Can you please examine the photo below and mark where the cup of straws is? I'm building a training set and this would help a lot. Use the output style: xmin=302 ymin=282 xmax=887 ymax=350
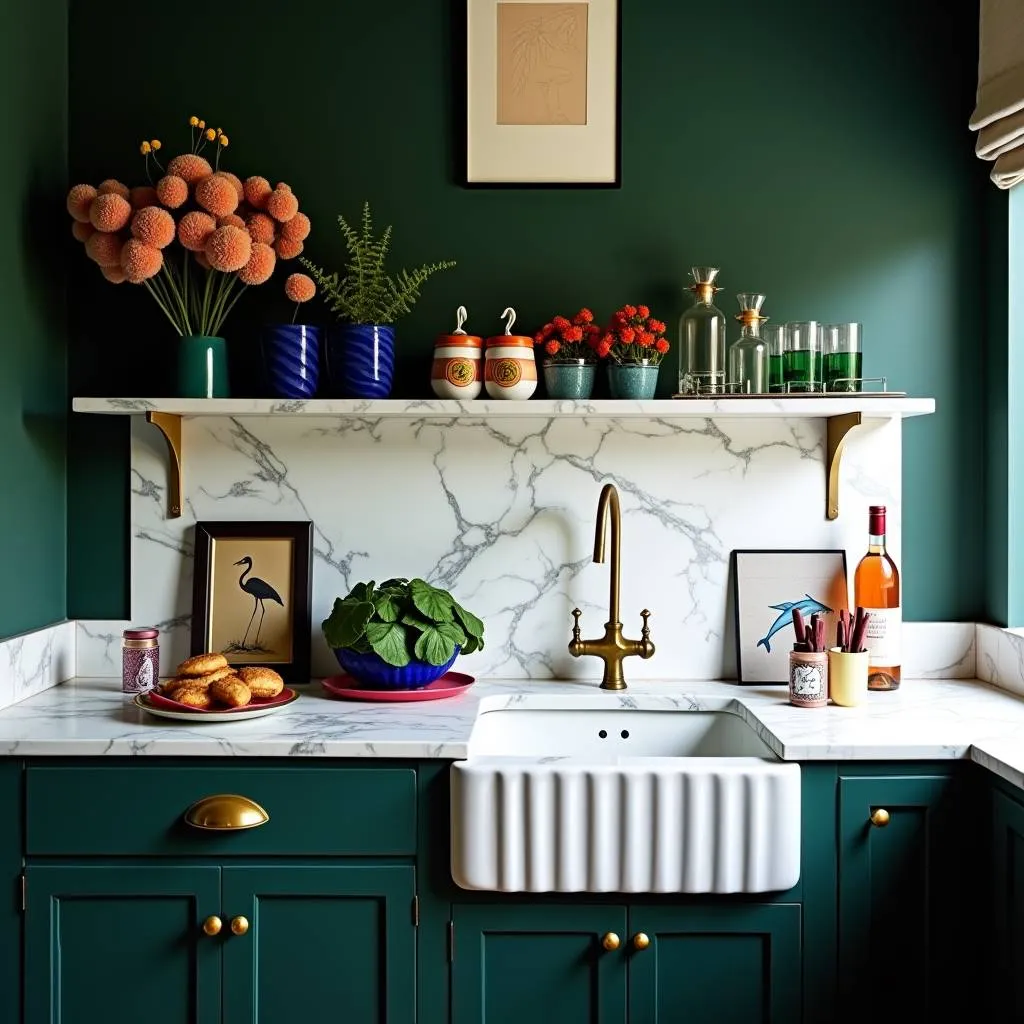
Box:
xmin=828 ymin=608 xmax=871 ymax=707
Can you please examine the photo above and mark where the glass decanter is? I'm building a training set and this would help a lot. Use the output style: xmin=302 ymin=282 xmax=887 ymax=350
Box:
xmin=727 ymin=293 xmax=770 ymax=394
xmin=677 ymin=267 xmax=726 ymax=394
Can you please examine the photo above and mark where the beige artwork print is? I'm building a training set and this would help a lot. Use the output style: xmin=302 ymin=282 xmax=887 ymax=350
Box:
xmin=497 ymin=3 xmax=588 ymax=125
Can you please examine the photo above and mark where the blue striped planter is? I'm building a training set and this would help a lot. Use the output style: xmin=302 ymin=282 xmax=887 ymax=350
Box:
xmin=327 ymin=324 xmax=395 ymax=398
xmin=262 ymin=324 xmax=321 ymax=399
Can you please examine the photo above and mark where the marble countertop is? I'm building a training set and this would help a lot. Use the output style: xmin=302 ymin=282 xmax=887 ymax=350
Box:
xmin=1 ymin=676 xmax=1024 ymax=789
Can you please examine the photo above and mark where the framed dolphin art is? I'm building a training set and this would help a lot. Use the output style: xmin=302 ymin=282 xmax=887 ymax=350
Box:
xmin=732 ymin=549 xmax=849 ymax=685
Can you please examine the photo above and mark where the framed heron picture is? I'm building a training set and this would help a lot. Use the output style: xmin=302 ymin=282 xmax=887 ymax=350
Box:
xmin=191 ymin=521 xmax=313 ymax=684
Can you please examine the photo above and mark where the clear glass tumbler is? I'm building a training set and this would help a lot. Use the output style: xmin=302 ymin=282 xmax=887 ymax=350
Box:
xmin=823 ymin=322 xmax=863 ymax=392
xmin=784 ymin=321 xmax=823 ymax=392
xmin=762 ymin=324 xmax=788 ymax=393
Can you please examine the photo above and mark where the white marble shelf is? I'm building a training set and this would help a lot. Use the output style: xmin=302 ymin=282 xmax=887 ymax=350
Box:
xmin=72 ymin=396 xmax=936 ymax=420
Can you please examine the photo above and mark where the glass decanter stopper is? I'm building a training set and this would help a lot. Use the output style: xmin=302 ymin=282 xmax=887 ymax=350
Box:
xmin=677 ymin=267 xmax=727 ymax=395
xmin=727 ymin=293 xmax=770 ymax=394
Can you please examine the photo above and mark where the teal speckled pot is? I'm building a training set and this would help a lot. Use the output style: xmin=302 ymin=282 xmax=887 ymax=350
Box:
xmin=608 ymin=360 xmax=660 ymax=399
xmin=543 ymin=360 xmax=596 ymax=400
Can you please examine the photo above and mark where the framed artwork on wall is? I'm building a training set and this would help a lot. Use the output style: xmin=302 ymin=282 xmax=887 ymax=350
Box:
xmin=191 ymin=521 xmax=313 ymax=684
xmin=465 ymin=0 xmax=621 ymax=186
xmin=733 ymin=549 xmax=849 ymax=685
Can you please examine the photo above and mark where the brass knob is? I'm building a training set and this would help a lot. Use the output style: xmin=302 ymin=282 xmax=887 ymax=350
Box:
xmin=184 ymin=794 xmax=269 ymax=831
xmin=633 ymin=932 xmax=650 ymax=951
xmin=870 ymin=808 xmax=891 ymax=828
xmin=601 ymin=932 xmax=620 ymax=951
xmin=230 ymin=915 xmax=249 ymax=936
xmin=202 ymin=915 xmax=222 ymax=936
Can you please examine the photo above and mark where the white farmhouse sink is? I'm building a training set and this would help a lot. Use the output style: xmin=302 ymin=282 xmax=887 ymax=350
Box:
xmin=451 ymin=696 xmax=800 ymax=895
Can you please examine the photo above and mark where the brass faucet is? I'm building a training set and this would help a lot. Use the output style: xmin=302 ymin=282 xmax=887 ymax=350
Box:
xmin=568 ymin=483 xmax=655 ymax=690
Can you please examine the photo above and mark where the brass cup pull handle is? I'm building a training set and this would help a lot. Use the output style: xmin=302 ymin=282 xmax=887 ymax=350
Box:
xmin=230 ymin=916 xmax=249 ymax=936
xmin=632 ymin=932 xmax=650 ymax=951
xmin=184 ymin=794 xmax=269 ymax=831
xmin=870 ymin=808 xmax=891 ymax=828
xmin=601 ymin=932 xmax=620 ymax=951
xmin=202 ymin=915 xmax=222 ymax=936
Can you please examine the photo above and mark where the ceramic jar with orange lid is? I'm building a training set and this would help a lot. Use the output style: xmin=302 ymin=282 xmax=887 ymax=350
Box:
xmin=432 ymin=333 xmax=482 ymax=399
xmin=484 ymin=307 xmax=537 ymax=400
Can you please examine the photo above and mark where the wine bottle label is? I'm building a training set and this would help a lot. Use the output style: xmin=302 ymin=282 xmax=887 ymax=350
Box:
xmin=862 ymin=607 xmax=901 ymax=666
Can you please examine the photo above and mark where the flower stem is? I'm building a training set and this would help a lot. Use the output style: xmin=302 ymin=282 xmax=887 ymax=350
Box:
xmin=142 ymin=279 xmax=184 ymax=336
xmin=211 ymin=281 xmax=248 ymax=336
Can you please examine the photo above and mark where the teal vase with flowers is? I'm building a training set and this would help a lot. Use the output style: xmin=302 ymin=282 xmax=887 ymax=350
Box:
xmin=599 ymin=304 xmax=671 ymax=400
xmin=534 ymin=307 xmax=601 ymax=399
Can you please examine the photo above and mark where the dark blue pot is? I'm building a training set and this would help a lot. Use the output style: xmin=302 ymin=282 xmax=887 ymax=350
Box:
xmin=262 ymin=324 xmax=321 ymax=399
xmin=326 ymin=324 xmax=395 ymax=398
xmin=332 ymin=646 xmax=460 ymax=690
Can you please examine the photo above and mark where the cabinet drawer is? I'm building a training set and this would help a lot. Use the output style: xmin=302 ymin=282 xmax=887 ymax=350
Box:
xmin=26 ymin=766 xmax=416 ymax=856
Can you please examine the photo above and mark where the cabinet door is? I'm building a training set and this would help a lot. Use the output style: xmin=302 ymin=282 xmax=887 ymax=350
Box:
xmin=627 ymin=903 xmax=801 ymax=1024
xmin=993 ymin=789 xmax=1024 ymax=1021
xmin=25 ymin=864 xmax=222 ymax=1024
xmin=222 ymin=864 xmax=415 ymax=1024
xmin=452 ymin=904 xmax=628 ymax=1024
xmin=837 ymin=774 xmax=965 ymax=1024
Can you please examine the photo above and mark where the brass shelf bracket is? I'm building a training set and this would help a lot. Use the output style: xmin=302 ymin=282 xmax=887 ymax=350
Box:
xmin=825 ymin=412 xmax=862 ymax=521
xmin=145 ymin=411 xmax=183 ymax=518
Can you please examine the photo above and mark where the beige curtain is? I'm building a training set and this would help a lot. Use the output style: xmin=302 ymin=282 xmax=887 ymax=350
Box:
xmin=970 ymin=0 xmax=1024 ymax=188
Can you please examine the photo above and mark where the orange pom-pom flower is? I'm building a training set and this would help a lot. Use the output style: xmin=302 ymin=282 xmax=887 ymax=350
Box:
xmin=177 ymin=211 xmax=217 ymax=252
xmin=89 ymin=193 xmax=131 ymax=232
xmin=275 ymin=182 xmax=292 ymax=192
xmin=66 ymin=184 xmax=98 ymax=223
xmin=284 ymin=273 xmax=316 ymax=304
xmin=243 ymin=176 xmax=272 ymax=209
xmin=97 ymin=179 xmax=130 ymax=200
xmin=266 ymin=188 xmax=299 ymax=223
xmin=130 ymin=185 xmax=160 ymax=209
xmin=101 ymin=266 xmax=127 ymax=284
xmin=166 ymin=153 xmax=213 ymax=184
xmin=274 ymin=236 xmax=303 ymax=260
xmin=71 ymin=221 xmax=95 ymax=243
xmin=246 ymin=212 xmax=275 ymax=245
xmin=217 ymin=214 xmax=246 ymax=229
xmin=155 ymin=175 xmax=188 ymax=209
xmin=238 ymin=242 xmax=276 ymax=286
xmin=195 ymin=173 xmax=239 ymax=218
xmin=215 ymin=171 xmax=244 ymax=202
xmin=120 ymin=239 xmax=164 ymax=283
xmin=85 ymin=231 xmax=124 ymax=267
xmin=205 ymin=225 xmax=252 ymax=273
xmin=131 ymin=206 xmax=176 ymax=249
xmin=280 ymin=211 xmax=310 ymax=243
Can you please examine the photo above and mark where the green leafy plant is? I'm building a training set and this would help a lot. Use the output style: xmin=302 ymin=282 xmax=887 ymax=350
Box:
xmin=322 ymin=578 xmax=485 ymax=668
xmin=300 ymin=202 xmax=455 ymax=325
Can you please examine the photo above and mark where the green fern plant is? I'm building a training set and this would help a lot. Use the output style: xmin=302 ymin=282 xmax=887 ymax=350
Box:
xmin=300 ymin=202 xmax=455 ymax=324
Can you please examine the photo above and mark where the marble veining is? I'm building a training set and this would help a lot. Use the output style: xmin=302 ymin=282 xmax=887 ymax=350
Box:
xmin=0 ymin=622 xmax=76 ymax=712
xmin=976 ymin=624 xmax=1024 ymax=697
xmin=77 ymin=413 xmax=906 ymax=680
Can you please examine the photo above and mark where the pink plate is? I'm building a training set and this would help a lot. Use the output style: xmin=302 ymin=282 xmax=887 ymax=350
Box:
xmin=321 ymin=672 xmax=475 ymax=702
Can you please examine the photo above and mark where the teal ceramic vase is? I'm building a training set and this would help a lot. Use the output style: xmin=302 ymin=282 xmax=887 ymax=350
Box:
xmin=608 ymin=360 xmax=660 ymax=400
xmin=178 ymin=335 xmax=229 ymax=398
xmin=543 ymin=359 xmax=596 ymax=400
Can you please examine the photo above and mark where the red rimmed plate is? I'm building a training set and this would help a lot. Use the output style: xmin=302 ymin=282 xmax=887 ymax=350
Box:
xmin=135 ymin=687 xmax=299 ymax=722
xmin=321 ymin=672 xmax=475 ymax=702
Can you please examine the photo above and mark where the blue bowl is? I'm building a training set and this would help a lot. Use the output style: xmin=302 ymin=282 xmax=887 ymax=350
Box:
xmin=332 ymin=646 xmax=460 ymax=690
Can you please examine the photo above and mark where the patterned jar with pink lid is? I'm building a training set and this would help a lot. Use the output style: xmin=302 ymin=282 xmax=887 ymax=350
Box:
xmin=484 ymin=307 xmax=537 ymax=400
xmin=431 ymin=305 xmax=482 ymax=399
xmin=122 ymin=628 xmax=159 ymax=695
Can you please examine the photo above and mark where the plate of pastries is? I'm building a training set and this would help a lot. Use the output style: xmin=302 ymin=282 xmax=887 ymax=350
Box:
xmin=134 ymin=653 xmax=299 ymax=722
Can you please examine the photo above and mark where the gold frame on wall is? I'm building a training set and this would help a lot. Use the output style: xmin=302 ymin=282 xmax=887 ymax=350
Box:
xmin=466 ymin=0 xmax=621 ymax=186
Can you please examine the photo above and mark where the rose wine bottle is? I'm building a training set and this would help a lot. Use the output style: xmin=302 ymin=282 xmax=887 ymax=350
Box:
xmin=854 ymin=505 xmax=901 ymax=690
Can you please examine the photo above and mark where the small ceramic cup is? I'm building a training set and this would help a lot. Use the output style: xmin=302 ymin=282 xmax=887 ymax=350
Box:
xmin=431 ymin=334 xmax=483 ymax=399
xmin=789 ymin=650 xmax=828 ymax=708
xmin=484 ymin=335 xmax=537 ymax=400
xmin=828 ymin=648 xmax=869 ymax=707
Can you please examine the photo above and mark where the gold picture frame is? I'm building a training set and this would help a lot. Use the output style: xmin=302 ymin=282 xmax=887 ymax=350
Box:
xmin=466 ymin=0 xmax=620 ymax=186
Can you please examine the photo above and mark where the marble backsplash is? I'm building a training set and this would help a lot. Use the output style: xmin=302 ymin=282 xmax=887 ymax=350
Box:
xmin=0 ymin=621 xmax=76 ymax=710
xmin=77 ymin=411 xmax=906 ymax=680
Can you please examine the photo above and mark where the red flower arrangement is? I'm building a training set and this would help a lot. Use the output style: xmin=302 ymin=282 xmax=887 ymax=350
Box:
xmin=598 ymin=304 xmax=670 ymax=365
xmin=534 ymin=308 xmax=601 ymax=363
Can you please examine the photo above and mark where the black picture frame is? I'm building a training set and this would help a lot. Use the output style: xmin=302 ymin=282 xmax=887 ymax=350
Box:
xmin=191 ymin=521 xmax=313 ymax=684
xmin=732 ymin=548 xmax=849 ymax=685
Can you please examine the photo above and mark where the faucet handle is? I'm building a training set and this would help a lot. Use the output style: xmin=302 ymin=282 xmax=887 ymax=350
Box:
xmin=640 ymin=609 xmax=651 ymax=640
xmin=571 ymin=607 xmax=583 ymax=643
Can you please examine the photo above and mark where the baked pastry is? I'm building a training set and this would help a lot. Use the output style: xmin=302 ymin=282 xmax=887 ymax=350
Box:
xmin=162 ymin=664 xmax=235 ymax=692
xmin=236 ymin=666 xmax=285 ymax=699
xmin=178 ymin=652 xmax=229 ymax=677
xmin=168 ymin=684 xmax=213 ymax=709
xmin=210 ymin=675 xmax=251 ymax=708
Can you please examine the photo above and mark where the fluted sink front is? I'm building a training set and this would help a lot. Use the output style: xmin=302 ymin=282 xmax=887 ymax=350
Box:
xmin=450 ymin=696 xmax=801 ymax=894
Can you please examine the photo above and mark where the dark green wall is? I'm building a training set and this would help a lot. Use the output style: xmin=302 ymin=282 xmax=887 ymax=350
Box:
xmin=68 ymin=0 xmax=988 ymax=621
xmin=0 ymin=0 xmax=67 ymax=638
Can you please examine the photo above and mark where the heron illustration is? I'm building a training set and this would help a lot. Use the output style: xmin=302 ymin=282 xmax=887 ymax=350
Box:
xmin=233 ymin=556 xmax=284 ymax=650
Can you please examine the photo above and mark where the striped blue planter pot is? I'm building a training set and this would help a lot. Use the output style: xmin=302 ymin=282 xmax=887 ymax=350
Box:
xmin=262 ymin=324 xmax=321 ymax=399
xmin=326 ymin=324 xmax=396 ymax=398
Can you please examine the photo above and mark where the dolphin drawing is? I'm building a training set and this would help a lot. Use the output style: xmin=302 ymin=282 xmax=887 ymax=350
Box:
xmin=756 ymin=594 xmax=832 ymax=654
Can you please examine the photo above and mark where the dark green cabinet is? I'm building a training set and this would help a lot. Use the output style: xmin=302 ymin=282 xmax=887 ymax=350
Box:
xmin=451 ymin=902 xmax=799 ymax=1024
xmin=992 ymin=788 xmax=1024 ymax=1021
xmin=25 ymin=864 xmax=223 ymax=1023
